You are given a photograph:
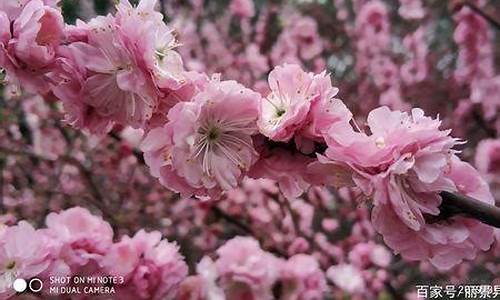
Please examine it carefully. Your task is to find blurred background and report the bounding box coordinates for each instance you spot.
[1,0,499,299]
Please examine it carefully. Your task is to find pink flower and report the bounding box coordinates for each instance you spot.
[178,257,224,300]
[141,77,261,198]
[470,76,500,120]
[249,146,313,199]
[372,156,495,270]
[398,0,425,20]
[400,27,428,84]
[476,139,500,174]
[147,71,209,129]
[0,0,64,93]
[369,244,392,268]
[475,138,500,199]
[326,264,365,294]
[229,0,255,18]
[475,139,500,176]
[115,0,186,90]
[290,17,323,61]
[355,1,391,58]
[68,15,158,129]
[0,0,58,20]
[348,242,391,268]
[102,230,188,300]
[120,126,145,148]
[44,207,113,270]
[0,222,53,298]
[258,64,351,147]
[215,236,282,300]
[453,6,493,83]
[379,87,410,111]
[47,44,114,133]
[320,106,494,269]
[280,254,327,300]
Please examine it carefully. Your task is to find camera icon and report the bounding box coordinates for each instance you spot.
[13,278,43,293]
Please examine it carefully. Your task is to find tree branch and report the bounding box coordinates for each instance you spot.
[459,1,500,31]
[0,146,119,225]
[212,205,289,258]
[426,191,500,228]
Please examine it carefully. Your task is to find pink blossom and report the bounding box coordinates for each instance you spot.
[178,257,224,300]
[291,17,323,61]
[475,138,500,199]
[401,27,428,84]
[68,15,158,129]
[321,218,339,232]
[270,15,323,65]
[355,1,391,61]
[120,127,145,148]
[475,139,500,176]
[249,147,313,199]
[326,264,365,294]
[47,44,114,133]
[115,0,186,90]
[348,242,391,268]
[245,44,269,79]
[229,0,255,18]
[44,207,113,270]
[0,221,53,298]
[398,0,425,20]
[147,70,209,129]
[470,76,500,120]
[320,106,494,269]
[141,77,261,198]
[372,156,495,270]
[102,229,188,300]
[178,276,207,300]
[280,254,327,300]
[258,64,351,147]
[369,56,399,88]
[370,244,392,267]
[215,236,282,300]
[0,0,59,20]
[0,0,64,93]
[453,6,493,83]
[379,87,410,111]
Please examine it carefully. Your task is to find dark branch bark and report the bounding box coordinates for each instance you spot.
[462,1,500,31]
[426,191,500,228]
[0,146,119,225]
[212,206,288,258]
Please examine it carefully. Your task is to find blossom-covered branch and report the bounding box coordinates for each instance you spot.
[435,191,500,228]
[1,0,499,298]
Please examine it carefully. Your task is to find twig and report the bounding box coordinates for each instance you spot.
[212,205,288,258]
[212,206,253,234]
[108,132,145,164]
[0,157,4,212]
[158,0,168,22]
[0,146,119,224]
[280,197,335,260]
[461,1,500,31]
[429,191,500,228]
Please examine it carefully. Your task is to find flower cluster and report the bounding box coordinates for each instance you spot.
[0,207,188,299]
[1,0,499,298]
[179,236,328,300]
[315,107,495,269]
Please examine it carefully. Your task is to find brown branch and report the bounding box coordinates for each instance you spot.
[0,146,119,225]
[279,196,335,261]
[212,206,253,234]
[455,1,500,31]
[212,205,288,258]
[430,191,500,228]
[108,132,145,164]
